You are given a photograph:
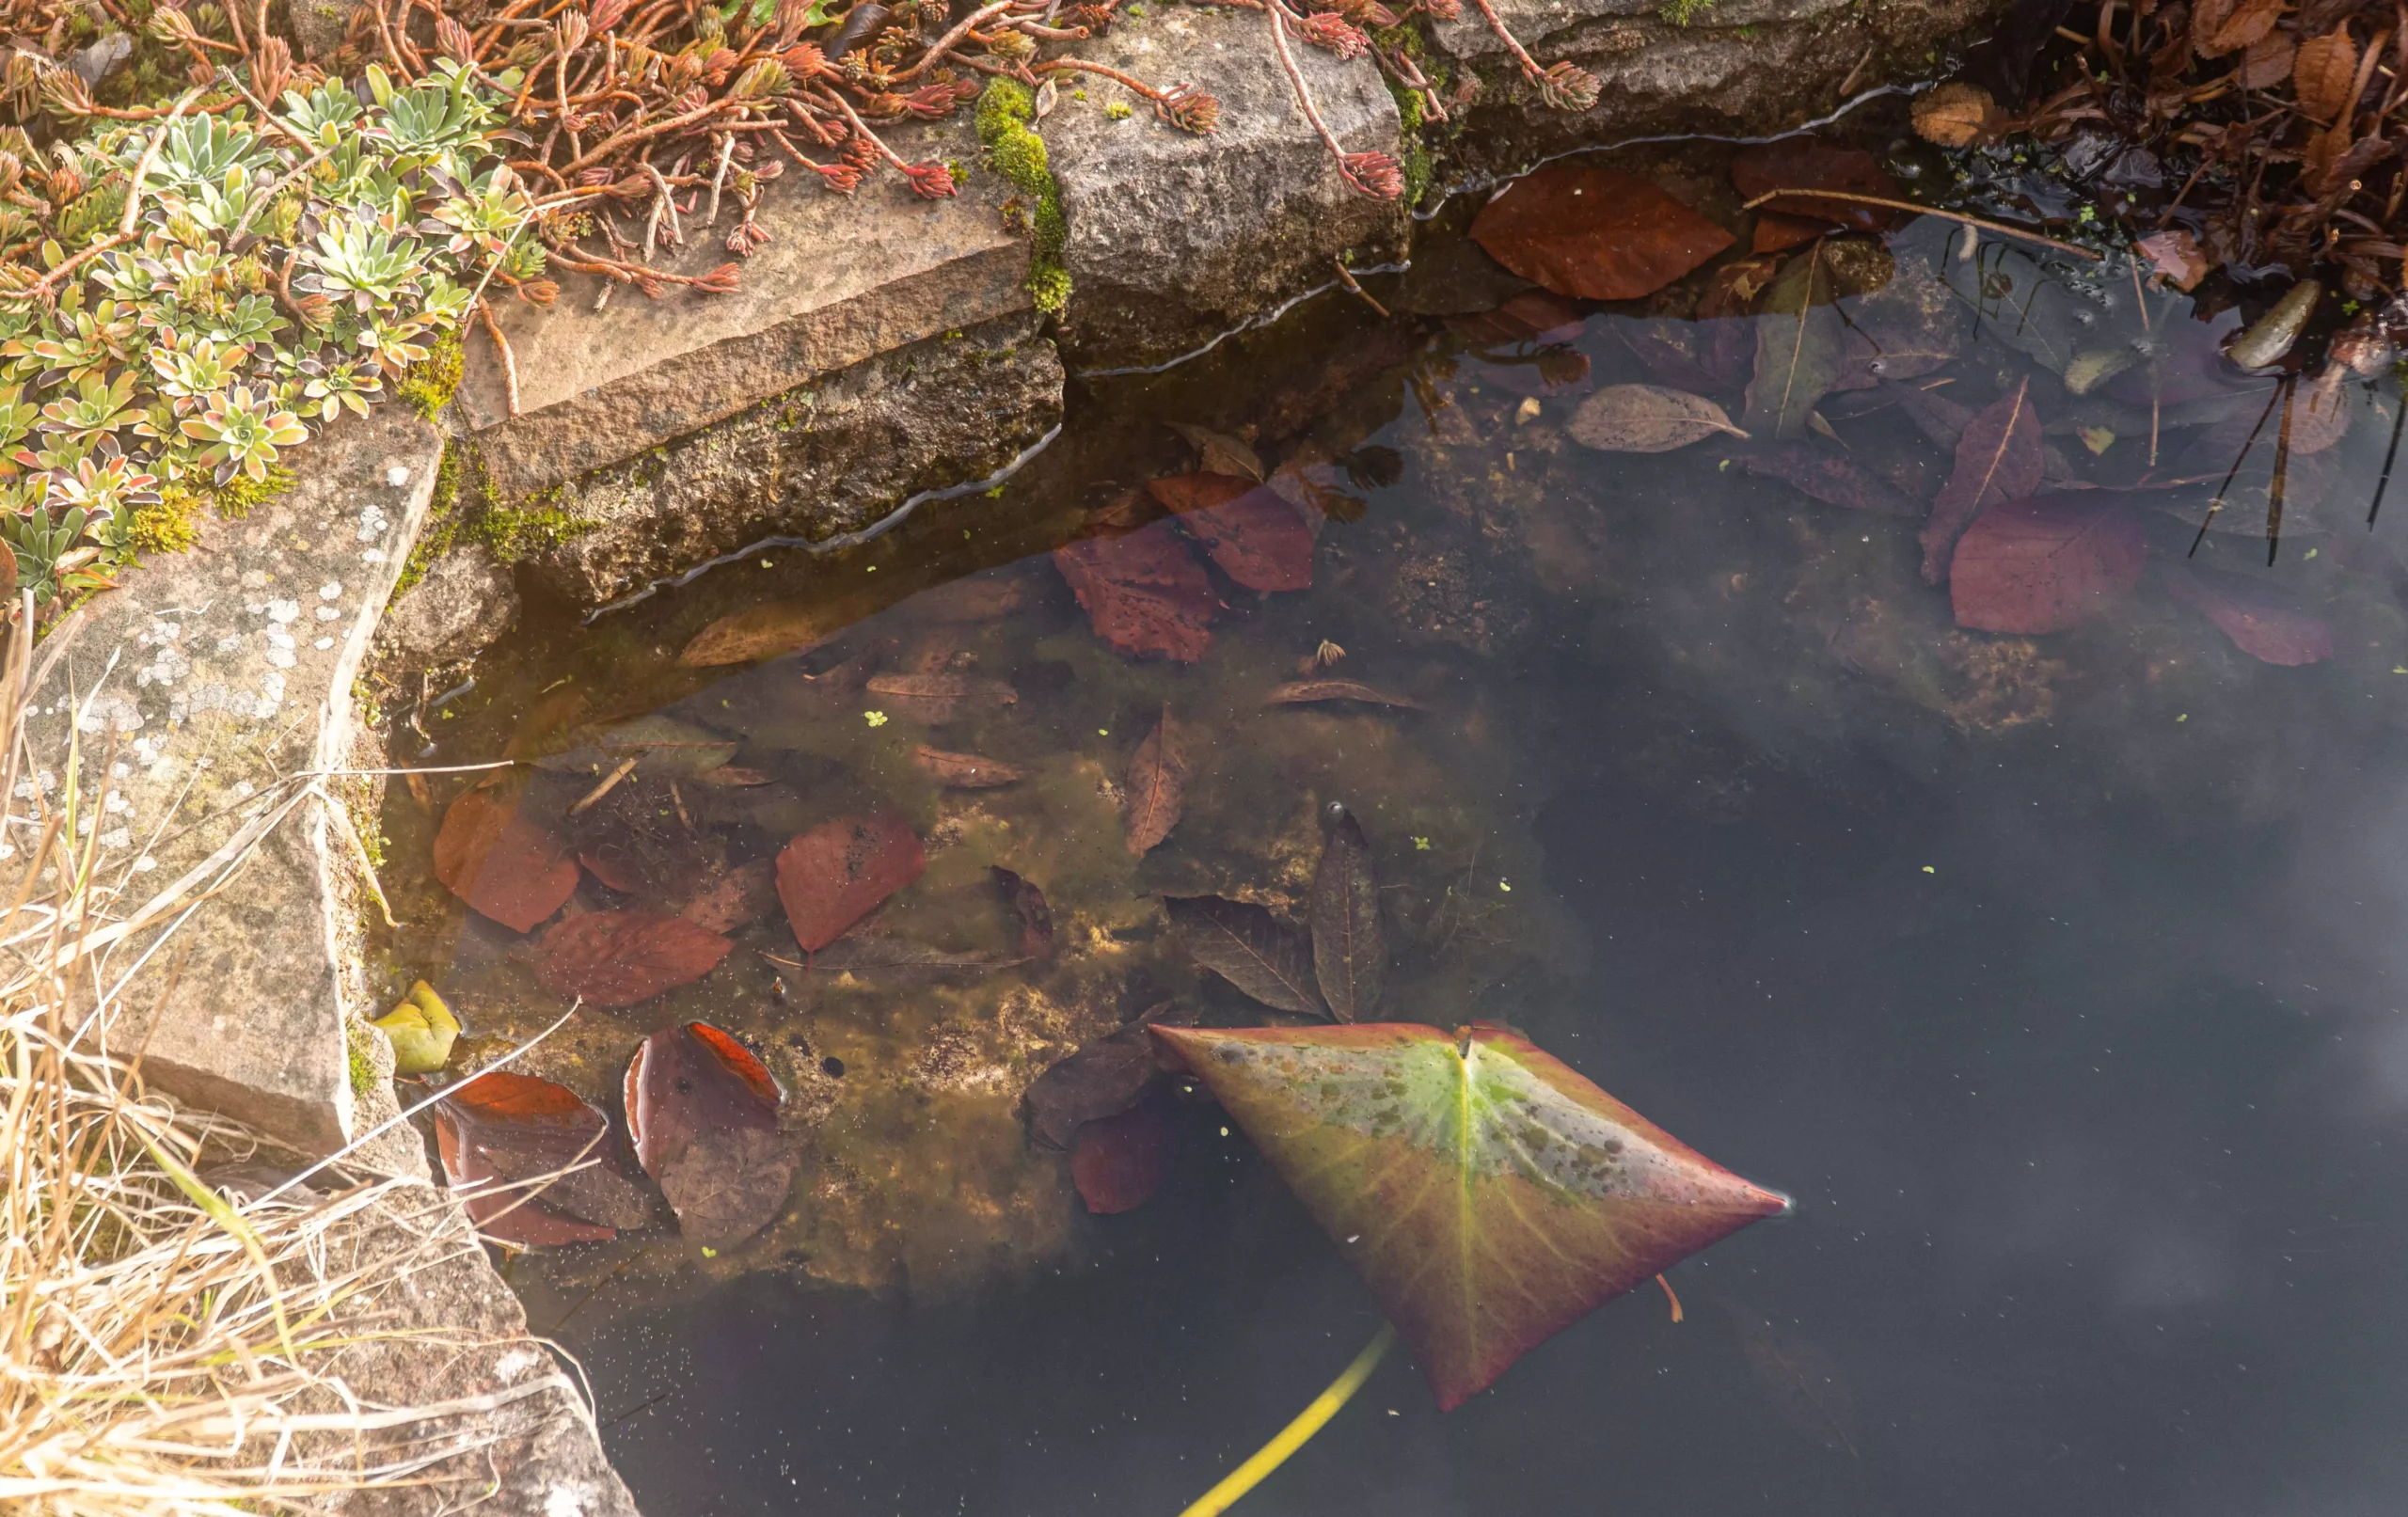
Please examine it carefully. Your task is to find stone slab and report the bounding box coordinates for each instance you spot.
[456,117,1032,502]
[15,406,443,1154]
[510,308,1063,608]
[1041,4,1409,370]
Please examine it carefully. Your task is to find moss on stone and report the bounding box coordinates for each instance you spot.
[397,329,466,419]
[210,466,294,519]
[395,441,594,593]
[346,1023,381,1098]
[129,490,203,556]
[1661,0,1718,24]
[976,78,1070,317]
[1371,22,1452,204]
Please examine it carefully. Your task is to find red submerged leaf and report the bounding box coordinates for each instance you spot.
[678,858,780,933]
[435,1070,651,1245]
[1469,164,1735,301]
[1182,485,1316,592]
[1751,211,1831,254]
[1950,495,2148,633]
[532,910,734,1007]
[2162,565,2335,665]
[1743,445,1923,516]
[1053,520,1217,662]
[1071,1094,1179,1214]
[776,814,927,952]
[1729,138,1903,233]
[1145,472,1255,517]
[1444,290,1584,346]
[433,781,578,933]
[625,1022,796,1249]
[1921,378,2043,584]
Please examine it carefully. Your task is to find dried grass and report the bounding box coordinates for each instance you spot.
[0,599,596,1515]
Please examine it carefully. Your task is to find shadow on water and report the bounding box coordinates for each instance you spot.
[384,134,2408,1516]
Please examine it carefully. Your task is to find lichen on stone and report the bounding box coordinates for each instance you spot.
[976,78,1071,316]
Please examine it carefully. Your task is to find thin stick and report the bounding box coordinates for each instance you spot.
[2267,374,2295,566]
[1331,259,1389,318]
[2368,388,2406,527]
[2190,381,2282,556]
[567,755,638,815]
[1656,1272,1685,1322]
[1175,1324,1396,1517]
[1736,188,2102,259]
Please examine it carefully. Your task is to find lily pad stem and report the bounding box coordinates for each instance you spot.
[1174,1323,1396,1517]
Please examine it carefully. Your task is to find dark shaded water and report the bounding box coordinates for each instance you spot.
[388,144,2408,1516]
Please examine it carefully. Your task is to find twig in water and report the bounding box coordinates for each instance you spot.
[568,755,640,815]
[2191,381,2284,556]
[1737,188,2103,258]
[1331,259,1390,317]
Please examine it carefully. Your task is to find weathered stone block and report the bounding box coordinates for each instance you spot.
[375,540,519,672]
[507,309,1064,609]
[1042,4,1410,370]
[456,118,1031,502]
[14,407,443,1153]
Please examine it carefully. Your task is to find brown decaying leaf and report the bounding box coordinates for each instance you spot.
[1024,1003,1188,1149]
[1054,520,1217,663]
[1950,495,2148,633]
[680,601,837,667]
[1921,378,2042,585]
[679,858,780,934]
[1445,290,1584,347]
[532,910,735,1007]
[1729,137,1905,233]
[1744,243,1846,442]
[1162,894,1324,1016]
[1263,679,1426,710]
[1468,163,1736,301]
[1165,422,1264,482]
[2193,0,2282,56]
[435,1071,651,1247]
[862,672,1017,724]
[776,814,927,953]
[912,745,1027,788]
[1568,384,1747,452]
[1124,706,1189,857]
[625,1022,796,1250]
[1182,485,1318,592]
[1309,804,1384,1022]
[1147,472,1258,518]
[2293,27,2360,120]
[992,864,1055,963]
[913,576,1027,622]
[1751,212,1830,254]
[2162,564,2336,664]
[2241,30,2296,89]
[432,780,579,934]
[1072,1095,1179,1214]
[1743,446,1924,516]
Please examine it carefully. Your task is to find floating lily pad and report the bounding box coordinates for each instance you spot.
[1155,1022,1789,1410]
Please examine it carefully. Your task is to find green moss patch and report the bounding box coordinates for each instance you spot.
[977,79,1071,317]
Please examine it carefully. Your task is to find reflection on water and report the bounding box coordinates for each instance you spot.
[382,141,2408,1515]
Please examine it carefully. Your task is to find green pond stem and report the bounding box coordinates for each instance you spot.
[1175,1323,1397,1517]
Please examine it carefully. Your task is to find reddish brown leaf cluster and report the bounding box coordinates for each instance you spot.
[1469,164,1736,301]
[1054,520,1219,663]
[776,814,927,952]
[433,782,578,934]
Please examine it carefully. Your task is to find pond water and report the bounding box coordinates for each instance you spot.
[382,133,2408,1516]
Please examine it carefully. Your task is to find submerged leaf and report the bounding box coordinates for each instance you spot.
[1920,377,2042,584]
[776,814,927,953]
[1026,1003,1186,1149]
[862,672,1019,723]
[1072,1094,1180,1214]
[1445,290,1584,347]
[1744,244,1845,442]
[436,1070,652,1246]
[1164,422,1264,482]
[1124,706,1189,857]
[1183,483,1317,592]
[1950,495,2147,633]
[677,858,779,934]
[1162,894,1323,1015]
[1309,803,1384,1022]
[911,745,1027,788]
[2162,565,2335,664]
[532,910,735,1007]
[626,1022,797,1249]
[432,779,578,934]
[1155,1023,1790,1410]
[1146,471,1258,518]
[1263,679,1425,710]
[1567,385,1747,452]
[1054,520,1217,662]
[992,863,1055,963]
[1729,137,1903,233]
[1469,163,1735,301]
[1742,445,1923,516]
[681,601,838,666]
